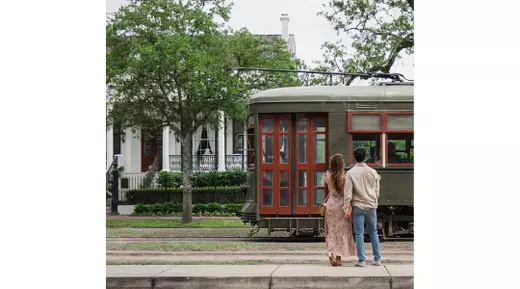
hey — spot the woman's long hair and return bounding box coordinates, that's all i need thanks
[329,154,346,195]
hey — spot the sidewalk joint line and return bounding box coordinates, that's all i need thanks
[383,264,393,289]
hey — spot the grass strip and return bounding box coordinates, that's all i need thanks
[106,219,249,228]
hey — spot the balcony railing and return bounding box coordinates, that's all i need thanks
[225,154,246,171]
[169,155,217,172]
[168,154,246,172]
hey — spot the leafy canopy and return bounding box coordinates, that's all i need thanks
[311,0,414,85]
[106,0,300,136]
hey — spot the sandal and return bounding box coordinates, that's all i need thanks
[328,252,338,266]
[335,256,342,266]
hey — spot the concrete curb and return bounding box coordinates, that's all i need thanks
[106,264,413,289]
[106,250,413,256]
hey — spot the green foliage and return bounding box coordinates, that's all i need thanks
[106,218,249,228]
[156,170,247,188]
[156,171,184,188]
[133,202,243,216]
[314,0,414,85]
[106,0,303,222]
[106,0,301,133]
[126,186,246,204]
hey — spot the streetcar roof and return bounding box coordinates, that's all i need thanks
[248,85,414,104]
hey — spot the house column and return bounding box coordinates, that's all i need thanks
[123,128,132,173]
[162,126,170,171]
[217,111,226,171]
[107,126,114,171]
[226,117,233,156]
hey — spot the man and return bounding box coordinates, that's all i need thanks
[387,142,402,164]
[344,147,382,267]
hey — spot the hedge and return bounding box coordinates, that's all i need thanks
[133,202,243,216]
[125,186,247,205]
[156,170,247,188]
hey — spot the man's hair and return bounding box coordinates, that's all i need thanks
[353,147,366,163]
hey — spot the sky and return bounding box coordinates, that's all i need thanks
[106,0,414,80]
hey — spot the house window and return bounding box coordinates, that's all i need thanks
[193,124,214,156]
[113,124,122,155]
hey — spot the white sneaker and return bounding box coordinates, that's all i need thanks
[371,260,381,266]
[355,261,366,267]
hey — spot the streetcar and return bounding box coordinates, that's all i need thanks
[238,81,414,240]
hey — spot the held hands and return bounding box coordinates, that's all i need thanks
[344,206,352,219]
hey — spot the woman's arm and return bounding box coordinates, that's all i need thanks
[324,172,334,192]
[344,173,353,213]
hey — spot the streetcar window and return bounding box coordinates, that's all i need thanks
[247,127,255,168]
[387,114,413,131]
[298,134,307,163]
[262,118,274,132]
[262,135,274,163]
[313,118,326,132]
[351,114,381,131]
[351,134,381,165]
[387,133,414,164]
[314,134,326,163]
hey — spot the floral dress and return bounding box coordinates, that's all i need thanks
[325,188,356,258]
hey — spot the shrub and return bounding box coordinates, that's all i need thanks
[156,170,247,188]
[134,203,151,214]
[205,202,223,213]
[224,203,243,214]
[156,171,183,188]
[131,202,242,216]
[192,203,205,214]
[126,186,246,205]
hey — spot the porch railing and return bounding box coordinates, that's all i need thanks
[169,155,217,172]
[225,154,246,171]
[168,154,246,171]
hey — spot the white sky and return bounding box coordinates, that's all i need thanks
[106,0,414,80]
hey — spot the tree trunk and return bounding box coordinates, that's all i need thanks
[181,134,193,223]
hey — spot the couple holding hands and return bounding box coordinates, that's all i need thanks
[321,148,382,267]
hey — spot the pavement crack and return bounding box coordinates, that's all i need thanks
[151,265,178,289]
[268,264,282,289]
[383,264,393,289]
[154,265,178,277]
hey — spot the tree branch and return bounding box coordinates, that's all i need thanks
[407,0,414,11]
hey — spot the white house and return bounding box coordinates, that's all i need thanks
[106,14,297,176]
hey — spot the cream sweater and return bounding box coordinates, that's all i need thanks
[344,163,381,211]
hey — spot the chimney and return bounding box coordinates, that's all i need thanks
[280,14,290,42]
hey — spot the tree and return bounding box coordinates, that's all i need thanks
[316,0,414,85]
[106,0,299,223]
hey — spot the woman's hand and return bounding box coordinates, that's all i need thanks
[344,206,352,218]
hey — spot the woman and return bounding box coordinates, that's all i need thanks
[324,154,356,266]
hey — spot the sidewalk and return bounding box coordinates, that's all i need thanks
[106,264,413,289]
[106,250,414,264]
